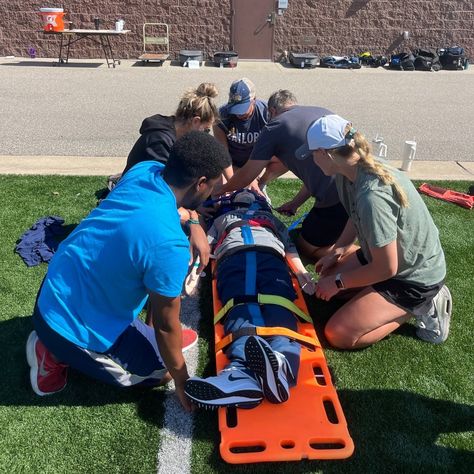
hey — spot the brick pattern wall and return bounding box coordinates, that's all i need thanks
[0,1,472,60]
[275,0,474,58]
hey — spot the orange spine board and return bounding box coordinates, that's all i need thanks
[211,260,354,463]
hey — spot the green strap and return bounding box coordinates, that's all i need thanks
[214,293,312,325]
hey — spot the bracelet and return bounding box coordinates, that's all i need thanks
[187,219,200,225]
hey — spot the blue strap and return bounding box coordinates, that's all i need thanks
[244,250,264,326]
[241,225,254,245]
[288,212,309,231]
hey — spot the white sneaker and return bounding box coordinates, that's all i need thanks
[416,285,452,344]
[184,368,263,409]
[244,336,293,404]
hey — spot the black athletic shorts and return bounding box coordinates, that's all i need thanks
[356,249,443,316]
[300,202,349,248]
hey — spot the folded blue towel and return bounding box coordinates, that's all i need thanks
[15,216,65,267]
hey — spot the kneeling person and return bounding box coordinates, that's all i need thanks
[184,190,314,409]
[26,132,231,410]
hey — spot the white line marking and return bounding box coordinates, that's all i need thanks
[157,294,201,474]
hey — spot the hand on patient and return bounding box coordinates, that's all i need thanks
[275,200,298,216]
[315,252,340,276]
[297,272,315,295]
[315,275,340,301]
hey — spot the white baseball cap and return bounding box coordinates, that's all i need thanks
[296,114,353,160]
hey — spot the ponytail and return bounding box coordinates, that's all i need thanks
[335,126,409,208]
[175,82,219,124]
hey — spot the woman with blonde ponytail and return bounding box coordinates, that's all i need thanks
[123,82,220,175]
[297,114,451,349]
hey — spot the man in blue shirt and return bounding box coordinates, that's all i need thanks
[26,132,231,410]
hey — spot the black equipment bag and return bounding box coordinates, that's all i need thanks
[289,52,320,68]
[320,56,361,69]
[413,48,441,71]
[213,51,238,67]
[179,50,203,66]
[439,46,466,70]
[389,52,415,71]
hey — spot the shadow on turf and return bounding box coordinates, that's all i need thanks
[193,388,474,473]
[1,315,170,425]
[194,278,473,472]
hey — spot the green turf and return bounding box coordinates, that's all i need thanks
[191,179,474,474]
[0,176,472,473]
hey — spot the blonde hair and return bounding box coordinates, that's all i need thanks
[175,82,219,124]
[336,126,409,208]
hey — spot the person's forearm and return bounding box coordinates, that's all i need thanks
[155,318,189,384]
[219,161,267,194]
[290,184,311,208]
[333,219,357,253]
[223,165,233,182]
[337,242,398,291]
[340,261,396,290]
[151,297,189,384]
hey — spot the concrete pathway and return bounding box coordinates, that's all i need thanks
[0,155,473,180]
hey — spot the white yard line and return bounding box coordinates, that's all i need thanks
[156,294,202,474]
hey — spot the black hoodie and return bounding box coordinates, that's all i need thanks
[122,114,176,174]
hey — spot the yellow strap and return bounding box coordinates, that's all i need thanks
[213,293,312,325]
[215,326,319,353]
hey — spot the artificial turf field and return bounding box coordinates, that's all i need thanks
[0,175,472,473]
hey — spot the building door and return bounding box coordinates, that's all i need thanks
[232,0,275,60]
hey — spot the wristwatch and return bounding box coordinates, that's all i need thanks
[335,273,345,289]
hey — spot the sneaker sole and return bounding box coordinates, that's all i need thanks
[417,285,452,344]
[26,331,66,397]
[184,379,262,409]
[244,336,289,404]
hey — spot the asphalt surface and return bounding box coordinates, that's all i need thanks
[0,57,473,163]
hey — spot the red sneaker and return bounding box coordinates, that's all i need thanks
[26,331,69,396]
[182,328,198,353]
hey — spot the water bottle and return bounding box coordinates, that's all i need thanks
[372,134,387,158]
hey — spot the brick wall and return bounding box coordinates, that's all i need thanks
[0,1,472,60]
[275,0,474,58]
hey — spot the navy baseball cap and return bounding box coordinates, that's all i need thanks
[228,78,256,115]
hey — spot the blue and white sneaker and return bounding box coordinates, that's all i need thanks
[416,284,452,344]
[184,368,263,409]
[244,336,293,404]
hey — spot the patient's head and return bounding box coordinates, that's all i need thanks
[233,190,256,206]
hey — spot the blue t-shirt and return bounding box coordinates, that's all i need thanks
[217,99,268,168]
[38,161,190,352]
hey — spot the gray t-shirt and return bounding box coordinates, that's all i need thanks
[250,105,340,208]
[336,163,446,286]
[208,208,296,260]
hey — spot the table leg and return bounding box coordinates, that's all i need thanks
[105,35,120,67]
[58,34,64,64]
[65,35,72,63]
[98,34,112,68]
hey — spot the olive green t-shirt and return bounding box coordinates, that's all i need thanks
[336,163,445,286]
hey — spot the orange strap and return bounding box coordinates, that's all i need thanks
[215,326,319,353]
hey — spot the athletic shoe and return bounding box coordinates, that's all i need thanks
[416,285,452,344]
[182,328,198,352]
[184,368,263,409]
[26,331,68,396]
[244,336,293,404]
